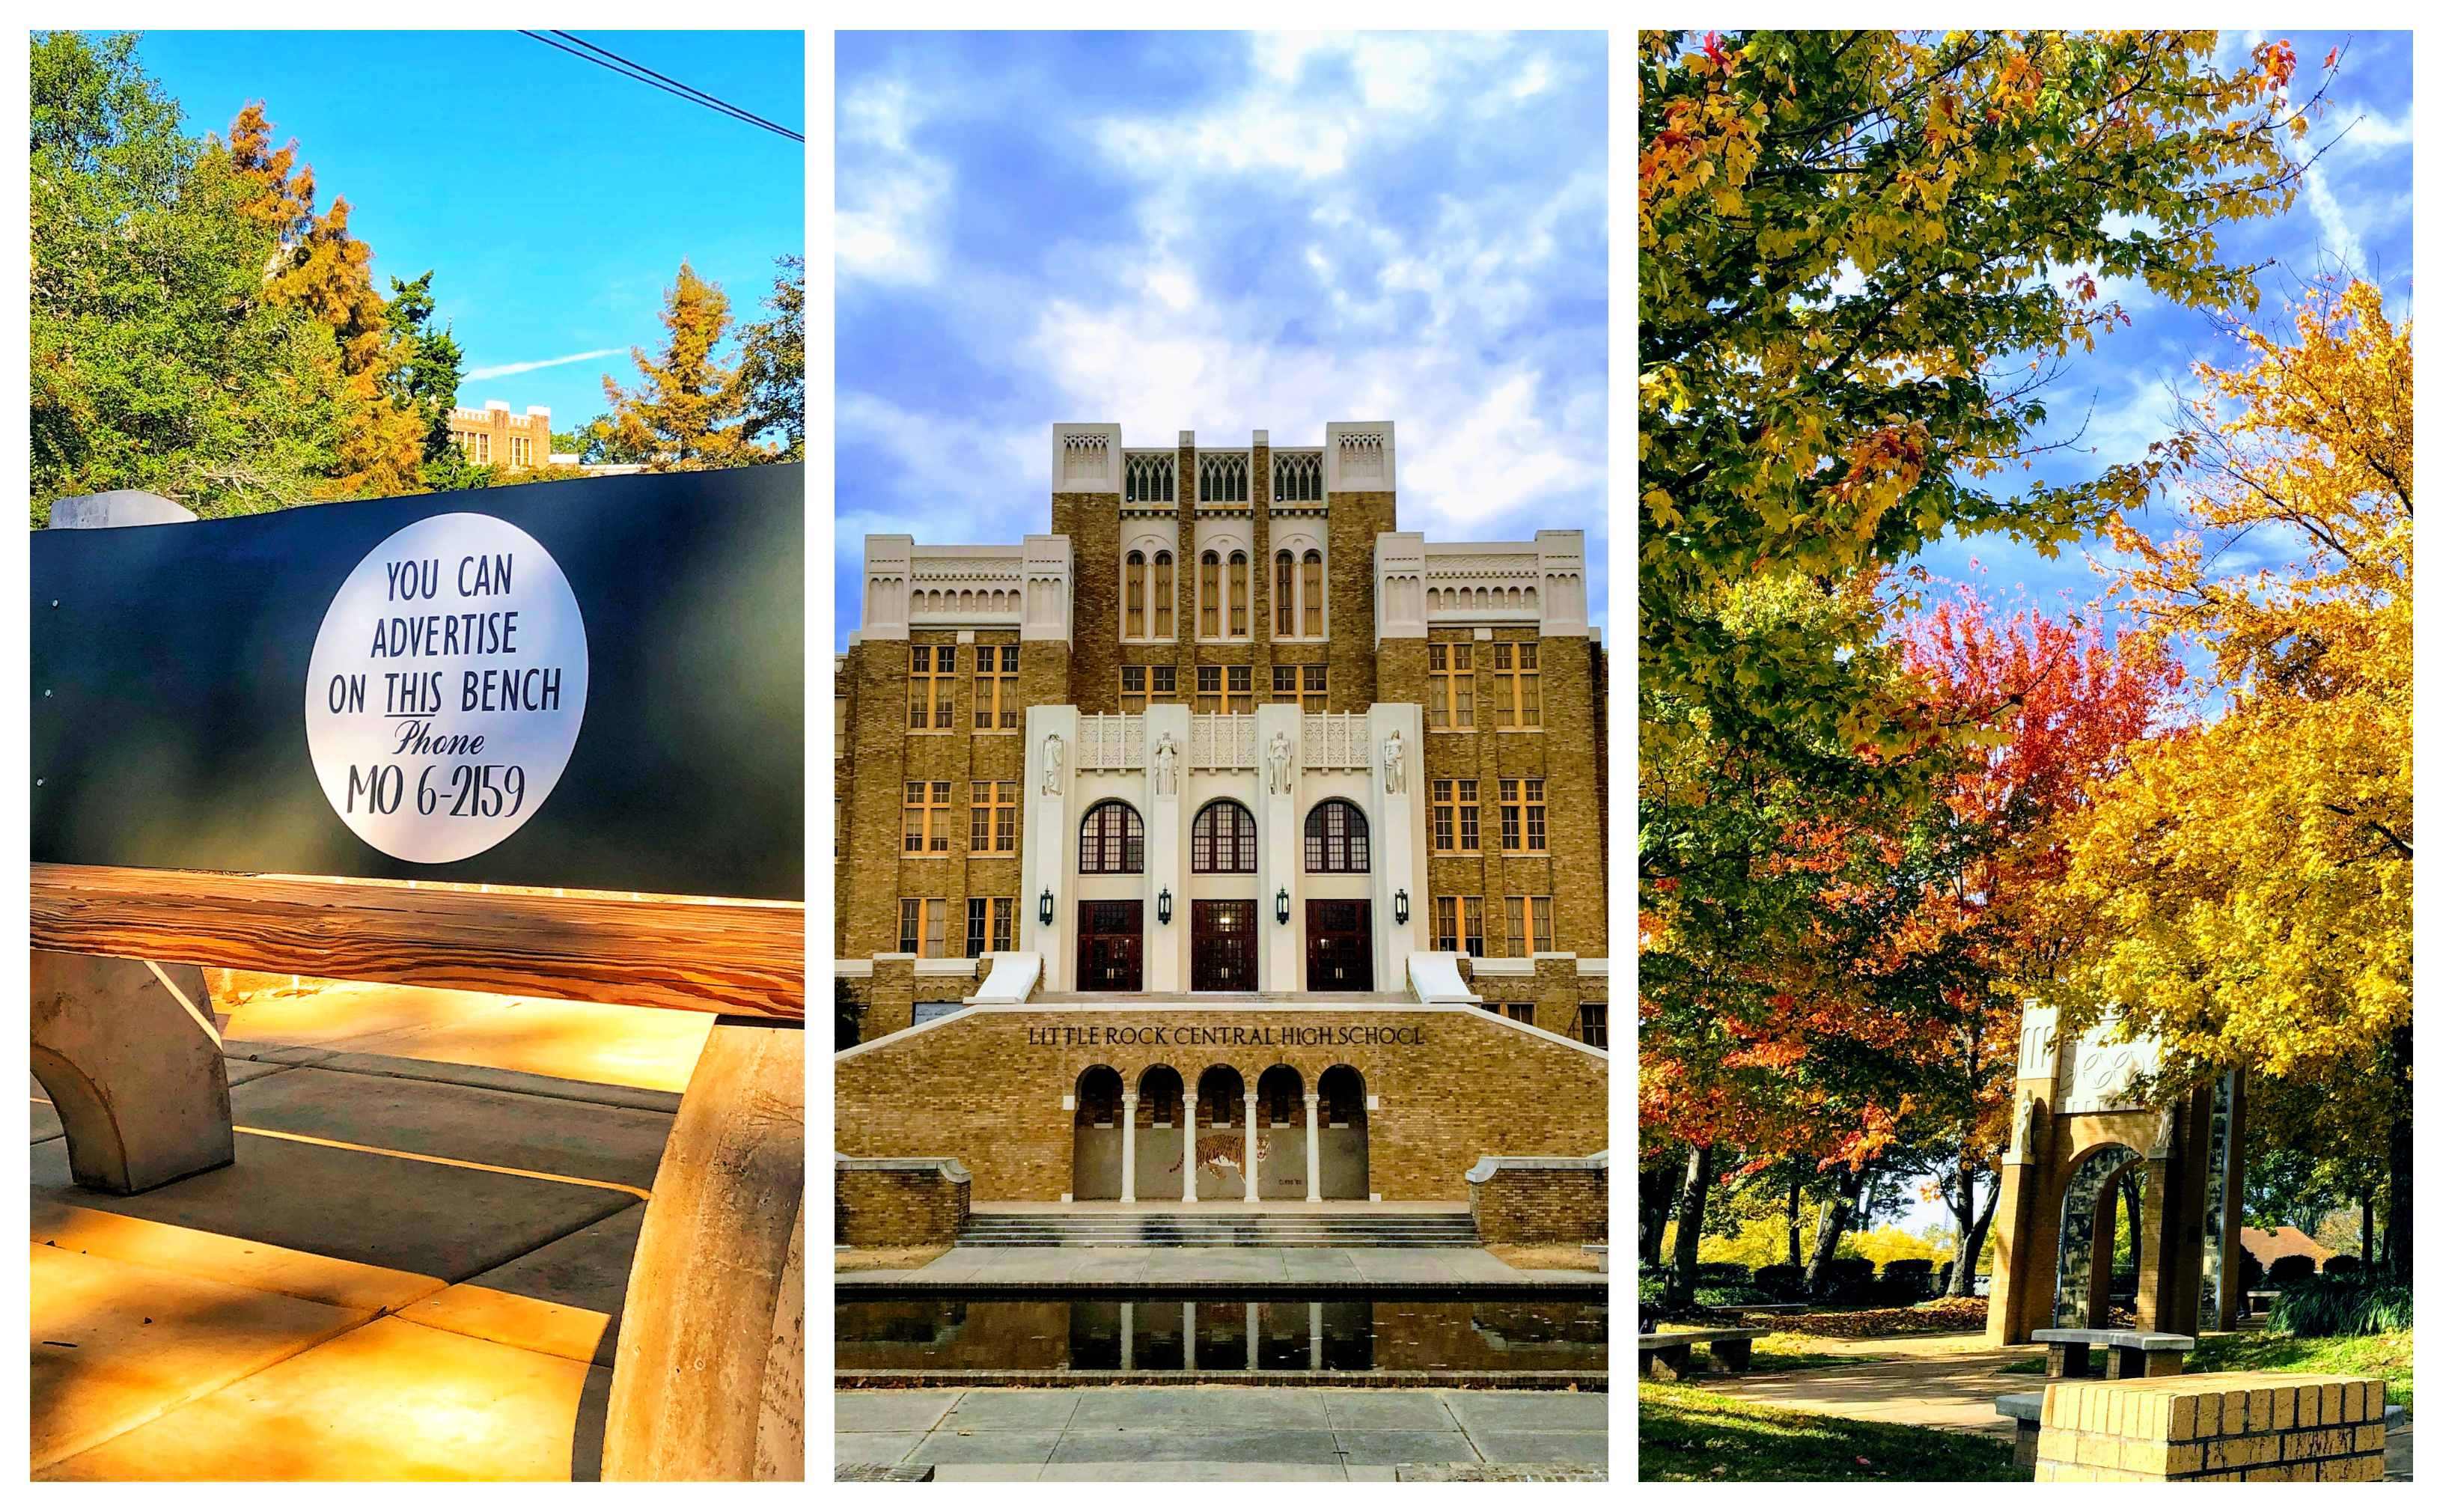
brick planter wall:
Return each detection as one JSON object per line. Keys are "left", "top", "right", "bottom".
{"left": 1466, "top": 1153, "right": 1608, "bottom": 1244}
{"left": 836, "top": 1156, "right": 972, "bottom": 1246}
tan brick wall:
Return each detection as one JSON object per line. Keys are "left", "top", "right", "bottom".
{"left": 1052, "top": 491, "right": 1121, "bottom": 713}
{"left": 1326, "top": 491, "right": 1394, "bottom": 711}
{"left": 835, "top": 1165, "right": 972, "bottom": 1246}
{"left": 835, "top": 1005, "right": 1608, "bottom": 1202}
{"left": 2034, "top": 1373, "right": 2389, "bottom": 1481}
{"left": 1468, "top": 1167, "right": 1608, "bottom": 1244}
{"left": 867, "top": 957, "right": 916, "bottom": 1043}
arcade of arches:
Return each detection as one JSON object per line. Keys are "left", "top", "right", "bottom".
{"left": 835, "top": 1003, "right": 1608, "bottom": 1204}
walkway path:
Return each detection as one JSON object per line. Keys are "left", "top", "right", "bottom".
{"left": 838, "top": 1386, "right": 1608, "bottom": 1481}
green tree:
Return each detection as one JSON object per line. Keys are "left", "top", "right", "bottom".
{"left": 382, "top": 271, "right": 464, "bottom": 460}
{"left": 600, "top": 260, "right": 761, "bottom": 471}
{"left": 30, "top": 31, "right": 344, "bottom": 519}
{"left": 736, "top": 254, "right": 805, "bottom": 461}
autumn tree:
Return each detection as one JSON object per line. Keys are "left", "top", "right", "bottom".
{"left": 30, "top": 31, "right": 344, "bottom": 518}
{"left": 1639, "top": 30, "right": 2325, "bottom": 780}
{"left": 736, "top": 254, "right": 805, "bottom": 462}
{"left": 2050, "top": 276, "right": 2412, "bottom": 1276}
{"left": 600, "top": 260, "right": 765, "bottom": 471}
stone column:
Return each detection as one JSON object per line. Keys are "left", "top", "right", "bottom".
{"left": 1244, "top": 1088, "right": 1261, "bottom": 1203}
{"left": 1144, "top": 704, "right": 1190, "bottom": 993}
{"left": 1368, "top": 701, "right": 1424, "bottom": 989}
{"left": 1120, "top": 1091, "right": 1139, "bottom": 1204}
{"left": 1986, "top": 1004, "right": 2063, "bottom": 1344}
{"left": 1183, "top": 1302, "right": 1197, "bottom": 1370}
{"left": 1308, "top": 1302, "right": 1324, "bottom": 1371}
{"left": 1304, "top": 1091, "right": 1322, "bottom": 1203}
{"left": 1257, "top": 701, "right": 1302, "bottom": 992}
{"left": 1022, "top": 704, "right": 1080, "bottom": 990}
{"left": 1120, "top": 1302, "right": 1134, "bottom": 1370}
{"left": 1245, "top": 1302, "right": 1260, "bottom": 1371}
{"left": 1181, "top": 1088, "right": 1199, "bottom": 1203}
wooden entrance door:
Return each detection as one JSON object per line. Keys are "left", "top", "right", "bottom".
{"left": 1191, "top": 900, "right": 1257, "bottom": 992}
{"left": 1077, "top": 900, "right": 1142, "bottom": 991}
{"left": 1306, "top": 900, "right": 1373, "bottom": 991}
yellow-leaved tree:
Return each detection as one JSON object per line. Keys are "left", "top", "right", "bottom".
{"left": 600, "top": 260, "right": 762, "bottom": 471}
{"left": 2049, "top": 278, "right": 2411, "bottom": 1274}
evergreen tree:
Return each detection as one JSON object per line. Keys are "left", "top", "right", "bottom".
{"left": 600, "top": 260, "right": 760, "bottom": 471}
{"left": 737, "top": 254, "right": 805, "bottom": 462}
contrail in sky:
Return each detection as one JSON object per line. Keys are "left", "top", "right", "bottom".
{"left": 465, "top": 347, "right": 628, "bottom": 381}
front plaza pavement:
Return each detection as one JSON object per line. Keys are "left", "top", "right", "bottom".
{"left": 1670, "top": 1328, "right": 2412, "bottom": 1481}
{"left": 30, "top": 980, "right": 713, "bottom": 1481}
{"left": 836, "top": 1385, "right": 1611, "bottom": 1481}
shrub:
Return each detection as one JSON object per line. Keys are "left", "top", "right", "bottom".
{"left": 1696, "top": 1285, "right": 1776, "bottom": 1308}
{"left": 1695, "top": 1262, "right": 1752, "bottom": 1286}
{"left": 2321, "top": 1254, "right": 2364, "bottom": 1277}
{"left": 2238, "top": 1253, "right": 2265, "bottom": 1291}
{"left": 1754, "top": 1263, "right": 1806, "bottom": 1299}
{"left": 2267, "top": 1275, "right": 2413, "bottom": 1338}
{"left": 2268, "top": 1254, "right": 2317, "bottom": 1285}
{"left": 1882, "top": 1258, "right": 1934, "bottom": 1278}
{"left": 1821, "top": 1258, "right": 1876, "bottom": 1287}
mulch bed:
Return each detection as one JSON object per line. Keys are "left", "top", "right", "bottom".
{"left": 1715, "top": 1296, "right": 1995, "bottom": 1338}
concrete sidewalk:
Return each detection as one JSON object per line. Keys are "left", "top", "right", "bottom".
{"left": 31, "top": 981, "right": 712, "bottom": 1481}
{"left": 845, "top": 1246, "right": 1562, "bottom": 1287}
{"left": 837, "top": 1386, "right": 1611, "bottom": 1481}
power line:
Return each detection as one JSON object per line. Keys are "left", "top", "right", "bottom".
{"left": 519, "top": 30, "right": 805, "bottom": 144}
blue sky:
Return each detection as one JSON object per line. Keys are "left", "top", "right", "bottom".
{"left": 1905, "top": 28, "right": 2412, "bottom": 690}
{"left": 834, "top": 31, "right": 1608, "bottom": 650}
{"left": 126, "top": 30, "right": 804, "bottom": 439}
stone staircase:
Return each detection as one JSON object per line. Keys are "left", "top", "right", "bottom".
{"left": 955, "top": 1210, "right": 1483, "bottom": 1249}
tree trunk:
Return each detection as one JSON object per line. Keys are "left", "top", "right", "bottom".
{"left": 1787, "top": 1159, "right": 1804, "bottom": 1269}
{"left": 2122, "top": 1172, "right": 2144, "bottom": 1288}
{"left": 2358, "top": 1189, "right": 2375, "bottom": 1265}
{"left": 1638, "top": 1153, "right": 1680, "bottom": 1268}
{"left": 1802, "top": 1164, "right": 1864, "bottom": 1293}
{"left": 2385, "top": 1025, "right": 2412, "bottom": 1281}
{"left": 1667, "top": 1144, "right": 1713, "bottom": 1308}
{"left": 1945, "top": 1162, "right": 1988, "bottom": 1297}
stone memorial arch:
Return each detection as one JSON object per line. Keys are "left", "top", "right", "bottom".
{"left": 1984, "top": 1005, "right": 2245, "bottom": 1344}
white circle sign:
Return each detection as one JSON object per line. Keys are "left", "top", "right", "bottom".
{"left": 305, "top": 513, "right": 590, "bottom": 863}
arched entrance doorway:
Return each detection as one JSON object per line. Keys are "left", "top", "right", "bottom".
{"left": 1192, "top": 1065, "right": 1249, "bottom": 1200}
{"left": 2055, "top": 1143, "right": 2144, "bottom": 1329}
{"left": 1317, "top": 1064, "right": 1369, "bottom": 1199}
{"left": 1073, "top": 1065, "right": 1123, "bottom": 1201}
{"left": 1254, "top": 1064, "right": 1306, "bottom": 1200}
{"left": 1136, "top": 1064, "right": 1185, "bottom": 1201}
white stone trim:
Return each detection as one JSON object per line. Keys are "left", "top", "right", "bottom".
{"left": 1464, "top": 1150, "right": 1608, "bottom": 1183}
{"left": 913, "top": 957, "right": 979, "bottom": 976}
{"left": 1373, "top": 531, "right": 1427, "bottom": 646}
{"left": 834, "top": 959, "right": 875, "bottom": 978}
{"left": 1325, "top": 420, "right": 1395, "bottom": 494}
{"left": 834, "top": 998, "right": 1609, "bottom": 1063}
{"left": 968, "top": 952, "right": 1043, "bottom": 1005}
{"left": 835, "top": 1154, "right": 972, "bottom": 1183}
{"left": 1053, "top": 423, "right": 1121, "bottom": 492}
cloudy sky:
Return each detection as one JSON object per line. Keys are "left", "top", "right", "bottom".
{"left": 1908, "top": 29, "right": 2413, "bottom": 665}
{"left": 834, "top": 31, "right": 1607, "bottom": 650}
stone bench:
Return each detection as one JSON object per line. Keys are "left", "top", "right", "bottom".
{"left": 1995, "top": 1392, "right": 2402, "bottom": 1471}
{"left": 2032, "top": 1328, "right": 2196, "bottom": 1380}
{"left": 1638, "top": 1327, "right": 1768, "bottom": 1379}
{"left": 1583, "top": 1243, "right": 1608, "bottom": 1273}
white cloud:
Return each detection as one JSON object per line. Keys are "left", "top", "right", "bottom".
{"left": 463, "top": 347, "right": 627, "bottom": 381}
{"left": 2299, "top": 162, "right": 2365, "bottom": 274}
{"left": 837, "top": 78, "right": 951, "bottom": 285}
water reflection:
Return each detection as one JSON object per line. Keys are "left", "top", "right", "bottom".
{"left": 836, "top": 1295, "right": 1607, "bottom": 1373}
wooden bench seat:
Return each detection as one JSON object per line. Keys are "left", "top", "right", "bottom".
{"left": 2031, "top": 1327, "right": 2195, "bottom": 1380}
{"left": 1637, "top": 1326, "right": 1769, "bottom": 1378}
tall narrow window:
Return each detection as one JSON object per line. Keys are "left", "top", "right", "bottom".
{"left": 1302, "top": 664, "right": 1327, "bottom": 713}
{"left": 1427, "top": 642, "right": 1474, "bottom": 729}
{"left": 1304, "top": 799, "right": 1370, "bottom": 873}
{"left": 1433, "top": 897, "right": 1486, "bottom": 956}
{"left": 1272, "top": 665, "right": 1299, "bottom": 703}
{"left": 1579, "top": 1003, "right": 1608, "bottom": 1049}
{"left": 1525, "top": 778, "right": 1546, "bottom": 852}
{"left": 1079, "top": 801, "right": 1144, "bottom": 874}
{"left": 1153, "top": 552, "right": 1174, "bottom": 637}
{"left": 1490, "top": 641, "right": 1541, "bottom": 728}
{"left": 898, "top": 897, "right": 951, "bottom": 957}
{"left": 1432, "top": 779, "right": 1457, "bottom": 852}
{"left": 1500, "top": 778, "right": 1522, "bottom": 852}
{"left": 903, "top": 781, "right": 954, "bottom": 852}
{"left": 1126, "top": 552, "right": 1146, "bottom": 638}
{"left": 1200, "top": 552, "right": 1220, "bottom": 638}
{"left": 1195, "top": 664, "right": 1222, "bottom": 714}
{"left": 1227, "top": 664, "right": 1252, "bottom": 714}
{"left": 1457, "top": 779, "right": 1480, "bottom": 853}
{"left": 991, "top": 897, "right": 1016, "bottom": 954}
{"left": 1505, "top": 896, "right": 1555, "bottom": 954}
{"left": 1192, "top": 800, "right": 1258, "bottom": 873}
{"left": 1120, "top": 665, "right": 1147, "bottom": 713}
{"left": 1275, "top": 551, "right": 1296, "bottom": 635}
{"left": 966, "top": 897, "right": 988, "bottom": 958}
{"left": 1302, "top": 551, "right": 1323, "bottom": 637}
{"left": 973, "top": 644, "right": 1018, "bottom": 729}
{"left": 909, "top": 644, "right": 960, "bottom": 730}
{"left": 1229, "top": 552, "right": 1249, "bottom": 636}
{"left": 970, "top": 781, "right": 1017, "bottom": 853}
{"left": 1151, "top": 665, "right": 1177, "bottom": 701}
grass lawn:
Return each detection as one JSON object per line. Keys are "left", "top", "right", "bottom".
{"left": 1639, "top": 1381, "right": 2021, "bottom": 1481}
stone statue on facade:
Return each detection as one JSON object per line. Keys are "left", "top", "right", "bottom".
{"left": 1267, "top": 730, "right": 1293, "bottom": 796}
{"left": 1043, "top": 732, "right": 1064, "bottom": 796}
{"left": 2009, "top": 1091, "right": 2036, "bottom": 1162}
{"left": 1382, "top": 728, "right": 1406, "bottom": 795}
{"left": 1153, "top": 732, "right": 1179, "bottom": 796}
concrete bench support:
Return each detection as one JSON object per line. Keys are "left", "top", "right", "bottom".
{"left": 29, "top": 949, "right": 233, "bottom": 1195}
{"left": 604, "top": 1017, "right": 806, "bottom": 1481}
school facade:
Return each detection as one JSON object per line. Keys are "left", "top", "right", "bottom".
{"left": 834, "top": 421, "right": 1608, "bottom": 1207}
